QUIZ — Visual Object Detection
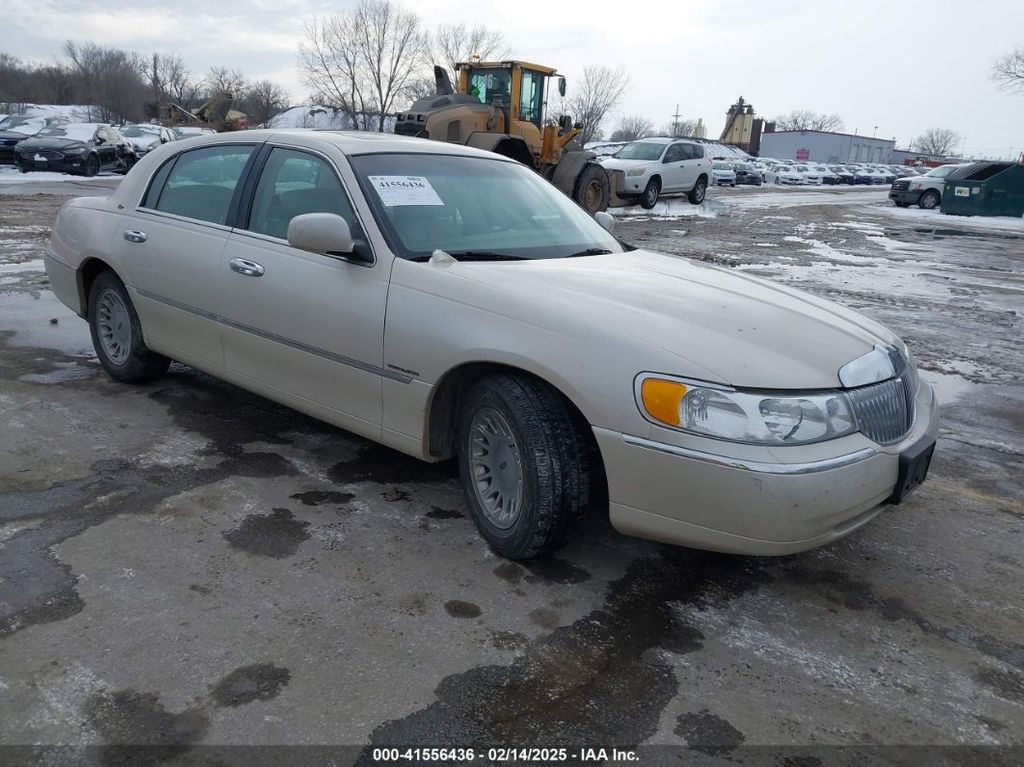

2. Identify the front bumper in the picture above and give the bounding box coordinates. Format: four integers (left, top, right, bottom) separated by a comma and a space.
594, 381, 938, 555
16, 153, 87, 174
0, 145, 19, 164
889, 188, 923, 205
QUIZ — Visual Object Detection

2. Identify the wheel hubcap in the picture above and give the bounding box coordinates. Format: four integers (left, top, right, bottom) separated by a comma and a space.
584, 180, 602, 210
468, 407, 524, 529
97, 289, 131, 365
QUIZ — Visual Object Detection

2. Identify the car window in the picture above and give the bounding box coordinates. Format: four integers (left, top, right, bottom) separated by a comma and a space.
247, 148, 358, 241
149, 145, 255, 225
663, 144, 685, 163
684, 144, 704, 160
518, 70, 544, 125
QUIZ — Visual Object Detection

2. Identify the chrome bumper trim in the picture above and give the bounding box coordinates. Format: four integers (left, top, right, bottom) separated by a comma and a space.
622, 435, 877, 476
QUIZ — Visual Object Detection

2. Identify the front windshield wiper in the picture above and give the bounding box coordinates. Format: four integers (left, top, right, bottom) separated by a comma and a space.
410, 250, 528, 262
564, 248, 615, 258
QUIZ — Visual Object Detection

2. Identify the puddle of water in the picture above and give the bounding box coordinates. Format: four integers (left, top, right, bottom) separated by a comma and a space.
918, 369, 984, 405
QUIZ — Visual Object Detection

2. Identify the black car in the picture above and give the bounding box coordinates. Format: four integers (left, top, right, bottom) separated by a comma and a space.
0, 115, 69, 164
733, 161, 763, 186
829, 165, 856, 185
15, 123, 134, 176
849, 167, 876, 185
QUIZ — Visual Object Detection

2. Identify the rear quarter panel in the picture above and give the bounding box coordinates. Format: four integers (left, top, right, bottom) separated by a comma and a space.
46, 197, 125, 316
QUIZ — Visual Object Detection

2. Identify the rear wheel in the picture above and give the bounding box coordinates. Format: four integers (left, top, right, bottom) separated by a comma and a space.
918, 190, 940, 210
88, 270, 170, 383
687, 176, 707, 205
639, 178, 661, 209
457, 373, 590, 559
573, 163, 610, 214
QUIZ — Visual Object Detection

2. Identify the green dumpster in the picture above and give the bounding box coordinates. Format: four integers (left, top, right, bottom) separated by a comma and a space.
941, 161, 1024, 217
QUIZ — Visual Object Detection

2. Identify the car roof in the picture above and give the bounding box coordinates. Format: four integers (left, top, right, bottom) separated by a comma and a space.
172, 129, 519, 161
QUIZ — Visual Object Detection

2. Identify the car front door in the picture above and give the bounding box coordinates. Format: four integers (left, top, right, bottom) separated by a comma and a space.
112, 143, 259, 370
95, 128, 116, 168
659, 143, 687, 192
216, 145, 390, 435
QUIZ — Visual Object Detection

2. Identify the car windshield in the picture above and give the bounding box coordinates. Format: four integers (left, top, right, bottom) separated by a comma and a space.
0, 116, 42, 135
777, 165, 794, 171
713, 162, 731, 170
614, 142, 665, 161
121, 125, 159, 138
350, 153, 628, 261
926, 165, 957, 178
34, 124, 97, 141
734, 162, 751, 170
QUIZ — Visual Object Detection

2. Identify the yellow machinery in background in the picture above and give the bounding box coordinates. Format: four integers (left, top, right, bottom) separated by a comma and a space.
395, 60, 618, 214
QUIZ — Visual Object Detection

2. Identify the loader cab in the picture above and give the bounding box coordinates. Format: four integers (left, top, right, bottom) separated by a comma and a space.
457, 60, 560, 130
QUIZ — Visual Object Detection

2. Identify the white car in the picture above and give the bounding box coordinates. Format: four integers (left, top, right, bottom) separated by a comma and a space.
794, 164, 822, 185
773, 164, 805, 185
601, 137, 712, 209
712, 162, 736, 186
119, 124, 176, 159
42, 130, 938, 558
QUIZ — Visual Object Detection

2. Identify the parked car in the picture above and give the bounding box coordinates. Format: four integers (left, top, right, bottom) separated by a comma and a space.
601, 137, 712, 209
871, 166, 897, 184
889, 163, 969, 209
733, 161, 763, 186
15, 123, 134, 176
811, 164, 839, 184
43, 131, 938, 558
849, 166, 878, 185
0, 114, 70, 165
794, 164, 823, 185
172, 126, 217, 140
773, 164, 805, 185
120, 124, 176, 159
829, 165, 856, 185
712, 161, 737, 186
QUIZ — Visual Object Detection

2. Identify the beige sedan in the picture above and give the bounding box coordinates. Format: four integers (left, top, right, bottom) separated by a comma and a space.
44, 130, 938, 559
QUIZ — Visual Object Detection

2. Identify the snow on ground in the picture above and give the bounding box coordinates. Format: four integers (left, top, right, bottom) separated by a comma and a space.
270, 106, 351, 130
0, 167, 117, 185
6, 104, 98, 121
609, 197, 726, 220
876, 204, 1024, 233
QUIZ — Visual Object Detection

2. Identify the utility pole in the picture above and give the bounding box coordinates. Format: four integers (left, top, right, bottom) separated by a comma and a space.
671, 104, 682, 137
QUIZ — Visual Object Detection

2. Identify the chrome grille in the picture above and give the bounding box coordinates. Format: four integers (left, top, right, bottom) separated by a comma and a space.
891, 180, 910, 191
26, 149, 63, 160
845, 355, 917, 445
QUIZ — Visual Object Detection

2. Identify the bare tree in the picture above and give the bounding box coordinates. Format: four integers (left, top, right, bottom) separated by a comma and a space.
992, 48, 1024, 93
662, 118, 697, 137
63, 40, 148, 122
610, 114, 654, 141
565, 66, 629, 145
433, 23, 508, 81
300, 1, 426, 132
205, 66, 247, 97
243, 79, 290, 126
913, 127, 961, 157
773, 109, 844, 132
145, 53, 200, 112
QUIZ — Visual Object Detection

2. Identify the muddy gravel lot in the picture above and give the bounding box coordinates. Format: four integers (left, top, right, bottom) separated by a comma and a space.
0, 181, 1022, 762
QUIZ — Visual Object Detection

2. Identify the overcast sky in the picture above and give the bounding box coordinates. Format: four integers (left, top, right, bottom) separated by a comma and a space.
6, 0, 1023, 156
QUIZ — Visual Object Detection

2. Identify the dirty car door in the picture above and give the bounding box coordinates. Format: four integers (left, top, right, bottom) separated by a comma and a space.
217, 146, 389, 435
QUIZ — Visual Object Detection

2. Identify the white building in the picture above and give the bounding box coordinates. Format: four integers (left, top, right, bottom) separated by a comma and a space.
759, 129, 895, 163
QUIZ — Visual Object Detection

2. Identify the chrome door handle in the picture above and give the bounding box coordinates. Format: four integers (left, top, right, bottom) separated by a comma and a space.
123, 230, 147, 243
229, 258, 265, 277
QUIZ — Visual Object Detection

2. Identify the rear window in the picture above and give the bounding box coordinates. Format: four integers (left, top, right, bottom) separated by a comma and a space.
146, 145, 255, 225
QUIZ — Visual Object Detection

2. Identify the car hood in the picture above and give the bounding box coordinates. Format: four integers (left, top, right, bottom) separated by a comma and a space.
600, 158, 656, 172
434, 249, 899, 389
126, 136, 159, 150
16, 137, 87, 150
0, 130, 33, 142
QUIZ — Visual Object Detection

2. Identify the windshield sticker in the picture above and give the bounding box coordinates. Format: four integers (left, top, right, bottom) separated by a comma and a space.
368, 176, 444, 207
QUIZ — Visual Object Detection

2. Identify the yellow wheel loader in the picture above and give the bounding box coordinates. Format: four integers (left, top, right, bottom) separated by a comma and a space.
394, 60, 622, 214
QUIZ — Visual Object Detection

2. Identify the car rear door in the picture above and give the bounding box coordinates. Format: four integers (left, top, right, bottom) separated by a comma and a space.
216, 144, 390, 436
112, 142, 259, 370
680, 143, 704, 189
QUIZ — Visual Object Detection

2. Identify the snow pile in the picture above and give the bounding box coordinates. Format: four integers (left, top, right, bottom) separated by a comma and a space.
269, 106, 354, 130
877, 205, 1024, 233
9, 104, 99, 121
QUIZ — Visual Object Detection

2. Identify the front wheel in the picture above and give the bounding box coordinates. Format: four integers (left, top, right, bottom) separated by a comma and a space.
88, 270, 170, 383
918, 190, 940, 210
457, 373, 590, 559
687, 177, 707, 204
639, 178, 661, 209
573, 163, 610, 214
83, 154, 100, 177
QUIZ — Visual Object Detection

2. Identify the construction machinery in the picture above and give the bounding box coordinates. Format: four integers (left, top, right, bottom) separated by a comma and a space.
395, 60, 618, 214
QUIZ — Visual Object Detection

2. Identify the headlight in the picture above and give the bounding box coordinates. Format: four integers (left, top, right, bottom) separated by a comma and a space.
638, 376, 857, 445
64, 147, 87, 155
626, 168, 647, 177
910, 182, 922, 190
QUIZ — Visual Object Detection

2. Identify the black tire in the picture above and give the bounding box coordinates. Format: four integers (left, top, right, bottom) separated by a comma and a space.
687, 176, 708, 204
457, 373, 590, 559
573, 163, 610, 214
88, 270, 170, 383
894, 201, 910, 208
639, 177, 661, 209
918, 190, 940, 210
83, 154, 100, 177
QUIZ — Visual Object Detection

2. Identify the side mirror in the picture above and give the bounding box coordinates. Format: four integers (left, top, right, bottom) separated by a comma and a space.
595, 211, 615, 234
288, 213, 369, 263
558, 76, 567, 97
